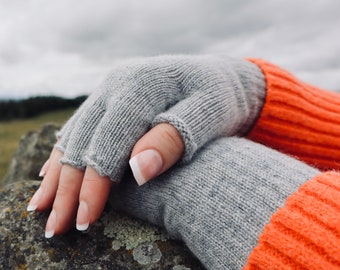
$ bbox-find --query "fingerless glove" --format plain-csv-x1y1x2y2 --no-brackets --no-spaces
57,55,265,181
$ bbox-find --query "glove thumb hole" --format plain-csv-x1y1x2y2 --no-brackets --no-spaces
129,123,184,186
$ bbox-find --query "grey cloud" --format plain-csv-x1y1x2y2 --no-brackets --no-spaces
1,0,340,98
43,0,268,60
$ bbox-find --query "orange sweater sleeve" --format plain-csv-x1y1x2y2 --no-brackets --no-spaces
247,58,340,171
244,60,340,268
244,171,340,269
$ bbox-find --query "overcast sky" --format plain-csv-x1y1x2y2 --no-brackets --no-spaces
0,0,339,99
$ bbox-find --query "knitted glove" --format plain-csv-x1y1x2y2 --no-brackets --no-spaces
110,137,340,269
56,55,265,181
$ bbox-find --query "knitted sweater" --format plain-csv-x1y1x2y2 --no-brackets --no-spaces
244,59,340,269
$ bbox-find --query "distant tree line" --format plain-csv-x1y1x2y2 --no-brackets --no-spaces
0,95,87,121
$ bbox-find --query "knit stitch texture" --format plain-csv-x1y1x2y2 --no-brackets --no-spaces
245,171,340,269
110,137,319,269
56,55,265,181
247,58,340,170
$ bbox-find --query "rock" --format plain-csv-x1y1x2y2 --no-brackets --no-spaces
0,181,205,269
0,124,205,269
2,123,60,186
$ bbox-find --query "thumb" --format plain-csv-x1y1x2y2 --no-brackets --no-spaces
129,123,184,185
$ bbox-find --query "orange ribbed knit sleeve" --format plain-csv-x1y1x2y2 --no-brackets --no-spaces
247,59,340,171
244,171,340,269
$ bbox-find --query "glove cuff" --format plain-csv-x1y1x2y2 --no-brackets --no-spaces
245,171,340,269
153,58,266,162
247,58,340,171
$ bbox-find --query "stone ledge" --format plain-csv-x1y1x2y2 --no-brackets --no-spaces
0,181,204,269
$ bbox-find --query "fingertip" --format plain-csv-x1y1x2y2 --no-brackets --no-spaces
45,209,57,238
129,149,163,185
27,187,43,212
130,123,184,184
129,155,146,185
45,230,54,239
39,160,49,177
76,200,89,231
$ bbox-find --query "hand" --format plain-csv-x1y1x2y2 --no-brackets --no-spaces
27,123,184,237
27,55,265,237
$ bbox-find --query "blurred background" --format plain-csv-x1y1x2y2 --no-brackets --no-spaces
1,0,340,182
1,0,340,100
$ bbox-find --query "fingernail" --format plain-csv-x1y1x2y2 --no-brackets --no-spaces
39,169,46,177
76,201,89,231
39,159,50,177
129,149,163,186
45,209,56,238
27,187,43,212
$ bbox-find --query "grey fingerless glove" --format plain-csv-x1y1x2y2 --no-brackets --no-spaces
57,55,265,181
109,137,319,269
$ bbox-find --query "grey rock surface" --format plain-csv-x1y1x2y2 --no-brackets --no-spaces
0,181,205,269
2,123,60,186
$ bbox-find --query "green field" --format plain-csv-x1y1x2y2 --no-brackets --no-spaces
0,109,75,182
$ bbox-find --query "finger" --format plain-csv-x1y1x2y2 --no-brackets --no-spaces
129,123,184,185
76,166,113,231
27,147,63,212
56,92,101,157
60,93,106,172
45,165,84,238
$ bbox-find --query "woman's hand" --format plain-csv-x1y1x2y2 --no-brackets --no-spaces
28,123,184,237
26,54,265,237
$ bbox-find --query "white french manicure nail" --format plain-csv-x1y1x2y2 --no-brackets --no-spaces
27,187,43,212
76,201,89,231
45,209,56,238
39,169,46,177
129,149,163,186
45,230,54,239
39,159,50,177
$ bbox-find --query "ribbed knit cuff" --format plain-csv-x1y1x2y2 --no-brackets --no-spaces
247,58,340,171
244,171,340,269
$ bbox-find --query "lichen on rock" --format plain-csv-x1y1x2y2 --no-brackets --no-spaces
102,212,168,250
132,242,162,265
0,180,205,269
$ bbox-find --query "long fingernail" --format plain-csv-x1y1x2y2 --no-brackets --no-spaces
39,169,46,177
45,209,57,238
76,201,89,231
129,149,163,186
27,187,43,212
39,159,50,177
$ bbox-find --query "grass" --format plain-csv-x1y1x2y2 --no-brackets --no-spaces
0,109,75,182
